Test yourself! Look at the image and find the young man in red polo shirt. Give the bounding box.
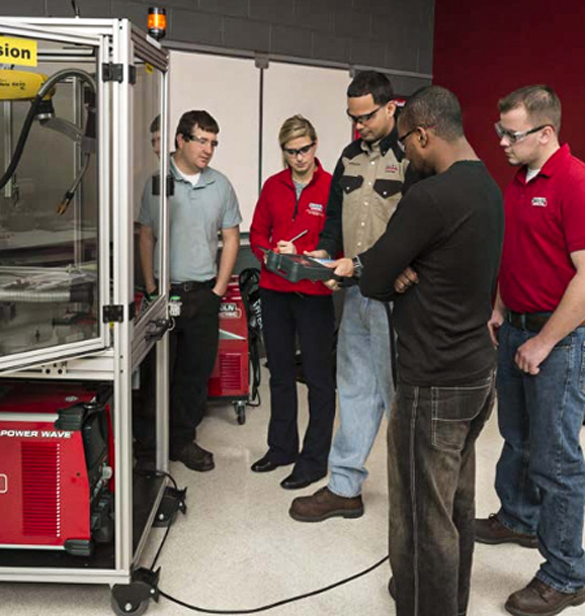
[475,85,585,616]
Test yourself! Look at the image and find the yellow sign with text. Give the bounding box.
[0,36,37,68]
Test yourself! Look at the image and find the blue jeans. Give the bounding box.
[389,374,495,616]
[328,285,393,498]
[495,320,585,592]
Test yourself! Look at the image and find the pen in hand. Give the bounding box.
[276,229,309,255]
[287,229,308,243]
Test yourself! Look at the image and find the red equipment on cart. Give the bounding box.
[207,277,250,424]
[0,382,114,557]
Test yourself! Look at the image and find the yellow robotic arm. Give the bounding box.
[0,68,94,214]
[0,69,55,101]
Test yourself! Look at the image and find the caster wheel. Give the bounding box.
[110,595,148,616]
[111,568,159,616]
[234,401,246,425]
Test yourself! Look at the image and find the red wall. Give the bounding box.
[433,0,585,188]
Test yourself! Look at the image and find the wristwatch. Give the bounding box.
[351,255,363,279]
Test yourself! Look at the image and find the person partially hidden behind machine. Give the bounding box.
[330,86,504,616]
[249,115,335,490]
[138,110,242,472]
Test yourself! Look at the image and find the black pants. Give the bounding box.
[388,374,495,616]
[260,288,336,478]
[169,285,221,454]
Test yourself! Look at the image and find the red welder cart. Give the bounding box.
[208,277,250,424]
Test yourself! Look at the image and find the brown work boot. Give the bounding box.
[170,441,215,472]
[475,513,538,548]
[505,577,585,616]
[289,487,364,522]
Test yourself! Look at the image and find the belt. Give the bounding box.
[506,311,552,332]
[170,278,216,292]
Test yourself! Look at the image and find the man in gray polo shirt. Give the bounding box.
[139,110,241,471]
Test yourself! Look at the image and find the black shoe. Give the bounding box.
[251,454,292,473]
[280,471,326,490]
[388,577,396,600]
[170,442,214,472]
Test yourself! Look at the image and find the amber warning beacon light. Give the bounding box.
[148,7,167,40]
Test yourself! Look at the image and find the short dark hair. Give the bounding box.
[399,85,464,142]
[347,71,394,105]
[175,110,219,148]
[498,85,561,134]
[150,114,160,134]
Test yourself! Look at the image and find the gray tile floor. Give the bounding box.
[2,369,584,615]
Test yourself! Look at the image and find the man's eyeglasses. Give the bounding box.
[397,125,435,152]
[494,123,552,145]
[346,103,387,125]
[397,127,417,152]
[282,142,315,157]
[184,133,219,148]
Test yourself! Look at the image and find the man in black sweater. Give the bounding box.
[332,86,504,616]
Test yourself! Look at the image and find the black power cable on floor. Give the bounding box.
[135,468,181,569]
[147,469,179,570]
[157,555,389,615]
[142,473,390,614]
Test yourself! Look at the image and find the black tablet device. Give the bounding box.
[264,251,337,283]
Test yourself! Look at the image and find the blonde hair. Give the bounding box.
[278,115,317,167]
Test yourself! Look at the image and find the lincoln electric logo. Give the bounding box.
[0,429,72,439]
[308,202,324,217]
[532,197,548,207]
[219,303,242,319]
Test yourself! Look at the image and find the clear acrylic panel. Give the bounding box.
[0,37,100,358]
[132,59,163,322]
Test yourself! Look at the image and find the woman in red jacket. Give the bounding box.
[249,115,335,490]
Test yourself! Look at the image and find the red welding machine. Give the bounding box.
[0,382,113,556]
[208,277,250,422]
